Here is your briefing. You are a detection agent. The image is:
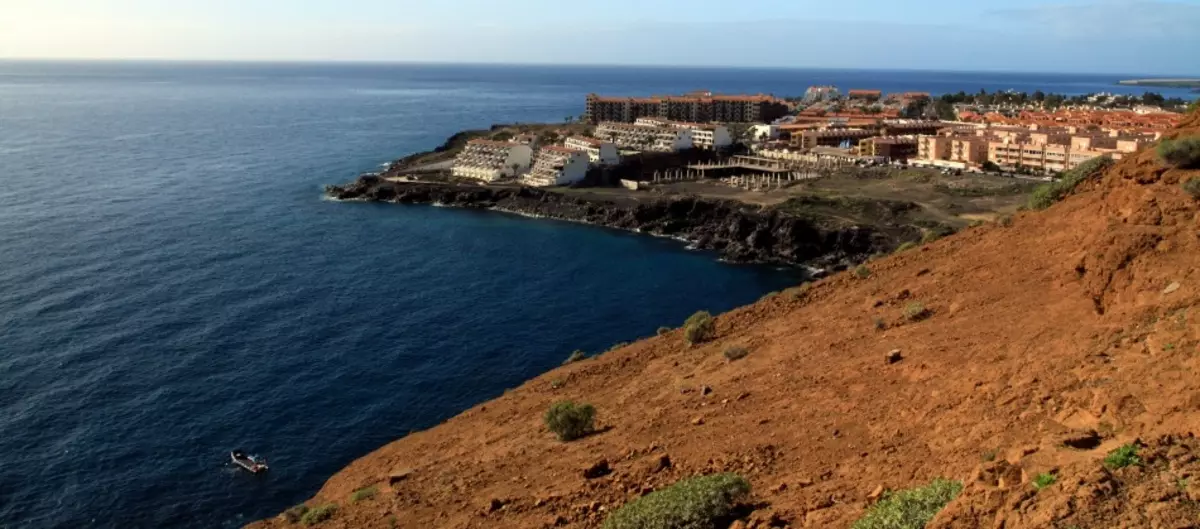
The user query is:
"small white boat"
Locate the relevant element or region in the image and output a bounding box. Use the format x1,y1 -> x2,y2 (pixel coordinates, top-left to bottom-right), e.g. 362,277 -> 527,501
231,450 -> 268,474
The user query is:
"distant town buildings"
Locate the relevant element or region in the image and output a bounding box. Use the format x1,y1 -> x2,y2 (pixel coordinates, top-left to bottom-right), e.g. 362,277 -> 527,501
634,118 -> 733,150
451,140 -> 533,182
585,91 -> 789,124
564,136 -> 620,166
594,122 -> 695,153
847,89 -> 883,102
523,146 -> 590,187
803,85 -> 840,103
912,122 -> 1160,172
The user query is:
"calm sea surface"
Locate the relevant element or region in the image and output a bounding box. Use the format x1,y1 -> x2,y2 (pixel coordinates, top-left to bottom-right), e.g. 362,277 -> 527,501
0,62 -> 1190,528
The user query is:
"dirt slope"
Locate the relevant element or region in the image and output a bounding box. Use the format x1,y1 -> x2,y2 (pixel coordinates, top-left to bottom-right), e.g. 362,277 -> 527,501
250,112 -> 1200,529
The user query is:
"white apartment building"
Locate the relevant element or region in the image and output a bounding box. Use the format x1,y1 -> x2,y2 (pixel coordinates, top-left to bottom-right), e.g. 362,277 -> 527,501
634,118 -> 732,150
522,146 -> 590,187
564,136 -> 620,166
451,140 -> 534,182
595,122 -> 694,153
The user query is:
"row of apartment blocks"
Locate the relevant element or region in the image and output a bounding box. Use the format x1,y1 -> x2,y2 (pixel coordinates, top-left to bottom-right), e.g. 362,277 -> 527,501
913,124 -> 1160,172
594,119 -> 733,152
451,136 -> 621,187
584,91 -> 790,124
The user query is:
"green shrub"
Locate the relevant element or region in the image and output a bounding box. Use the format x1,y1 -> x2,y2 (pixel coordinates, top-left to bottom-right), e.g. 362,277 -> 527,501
683,311 -> 716,345
723,346 -> 749,361
657,326 -> 672,336
550,379 -> 565,389
1032,473 -> 1056,490
1183,178 -> 1200,200
1104,444 -> 1142,470
1158,137 -> 1200,169
895,242 -> 918,253
980,449 -> 997,462
852,478 -> 963,529
300,504 -> 337,526
563,350 -> 587,365
350,486 -> 377,503
544,401 -> 596,442
997,215 -> 1013,227
1027,156 -> 1113,210
602,473 -> 750,529
903,302 -> 931,322
855,265 -> 872,279
283,504 -> 309,523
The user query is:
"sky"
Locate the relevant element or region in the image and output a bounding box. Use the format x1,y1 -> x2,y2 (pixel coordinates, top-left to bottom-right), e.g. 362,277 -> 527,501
1,0 -> 1198,74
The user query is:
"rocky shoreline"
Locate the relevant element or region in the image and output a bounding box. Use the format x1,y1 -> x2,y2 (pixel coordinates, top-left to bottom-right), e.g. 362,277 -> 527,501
325,175 -> 902,269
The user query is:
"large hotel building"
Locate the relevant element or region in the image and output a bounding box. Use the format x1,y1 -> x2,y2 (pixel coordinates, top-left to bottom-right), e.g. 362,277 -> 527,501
585,91 -> 789,124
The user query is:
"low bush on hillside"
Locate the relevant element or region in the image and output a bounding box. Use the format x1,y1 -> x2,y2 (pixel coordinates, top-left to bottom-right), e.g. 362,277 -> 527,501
1104,444 -> 1142,470
895,242 -> 919,253
997,215 -> 1014,227
1032,473 -> 1057,490
1184,178 -> 1200,200
1027,156 -> 1114,210
855,265 -> 872,279
904,302 -> 931,322
1158,136 -> 1200,169
350,486 -> 377,503
544,401 -> 596,442
683,311 -> 716,346
300,504 -> 337,526
602,473 -> 750,529
852,478 -> 963,529
563,350 -> 587,365
723,346 -> 749,361
657,327 -> 672,336
283,504 -> 309,523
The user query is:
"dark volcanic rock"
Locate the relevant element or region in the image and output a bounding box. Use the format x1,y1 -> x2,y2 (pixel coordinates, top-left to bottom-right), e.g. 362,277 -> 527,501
325,178 -> 893,268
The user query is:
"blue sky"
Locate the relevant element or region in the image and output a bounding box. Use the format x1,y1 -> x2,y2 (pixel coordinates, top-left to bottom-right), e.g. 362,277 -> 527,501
2,0 -> 1198,74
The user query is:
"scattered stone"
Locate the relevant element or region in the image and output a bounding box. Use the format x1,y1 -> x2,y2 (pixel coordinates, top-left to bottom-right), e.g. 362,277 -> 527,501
729,521 -> 748,529
1164,282 -> 1181,294
772,482 -> 788,493
583,460 -> 612,479
807,496 -> 835,511
868,485 -> 885,501
692,416 -> 706,426
652,454 -> 672,473
488,498 -> 507,513
737,392 -> 751,401
885,349 -> 904,364
1061,430 -> 1103,450
797,477 -> 815,488
388,468 -> 414,486
552,515 -> 568,526
700,385 -> 713,396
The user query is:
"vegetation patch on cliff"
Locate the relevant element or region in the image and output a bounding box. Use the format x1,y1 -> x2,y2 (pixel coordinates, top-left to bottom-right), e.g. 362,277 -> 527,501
1027,156 -> 1113,210
602,473 -> 750,529
544,401 -> 596,442
852,478 -> 962,529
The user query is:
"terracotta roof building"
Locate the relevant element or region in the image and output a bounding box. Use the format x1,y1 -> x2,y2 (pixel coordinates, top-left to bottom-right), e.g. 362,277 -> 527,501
585,92 -> 789,124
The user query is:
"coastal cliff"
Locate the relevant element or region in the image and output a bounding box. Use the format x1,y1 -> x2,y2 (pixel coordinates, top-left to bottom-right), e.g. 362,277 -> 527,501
255,113 -> 1200,529
326,176 -> 905,269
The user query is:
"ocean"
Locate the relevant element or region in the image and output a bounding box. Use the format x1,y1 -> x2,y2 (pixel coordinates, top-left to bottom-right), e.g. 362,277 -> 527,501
0,62 -> 1191,529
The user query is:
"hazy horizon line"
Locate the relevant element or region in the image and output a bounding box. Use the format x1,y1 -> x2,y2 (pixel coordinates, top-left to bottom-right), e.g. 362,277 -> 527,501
1,57 -> 1195,79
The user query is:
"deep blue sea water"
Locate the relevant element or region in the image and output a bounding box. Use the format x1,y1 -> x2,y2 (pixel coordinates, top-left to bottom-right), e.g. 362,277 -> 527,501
0,62 -> 1193,529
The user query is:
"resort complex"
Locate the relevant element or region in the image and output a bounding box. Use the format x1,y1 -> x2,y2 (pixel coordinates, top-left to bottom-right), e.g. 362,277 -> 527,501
440,86 -> 1189,187
585,91 -> 790,124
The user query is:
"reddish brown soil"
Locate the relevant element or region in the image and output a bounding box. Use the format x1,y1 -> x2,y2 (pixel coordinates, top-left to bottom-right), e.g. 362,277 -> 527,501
249,112 -> 1200,529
